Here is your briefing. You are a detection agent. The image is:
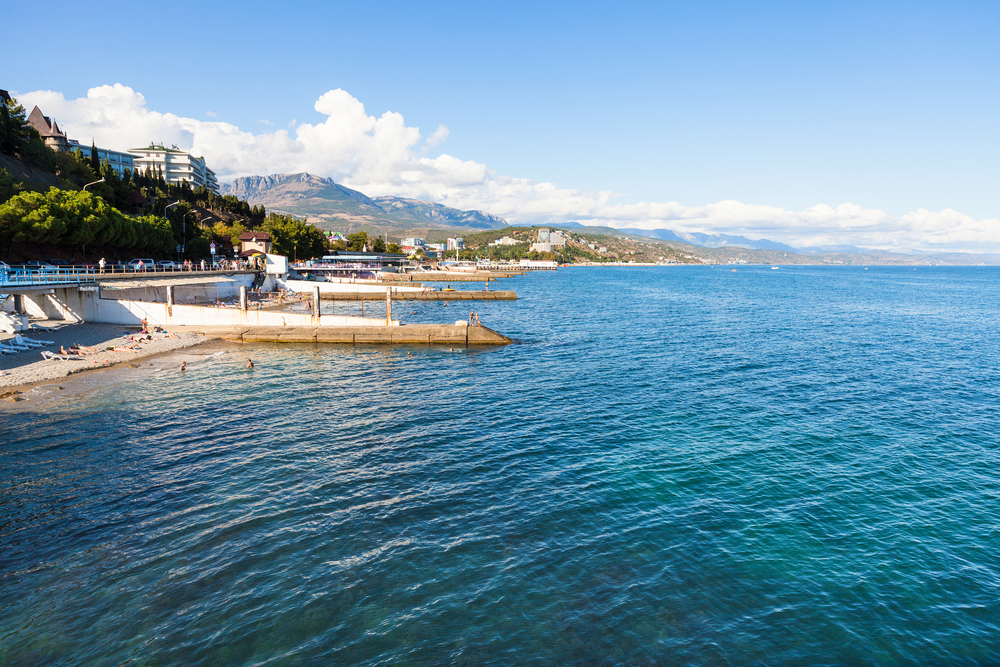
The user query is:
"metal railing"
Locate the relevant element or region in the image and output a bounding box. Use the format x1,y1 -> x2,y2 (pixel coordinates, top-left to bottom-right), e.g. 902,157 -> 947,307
0,266 -> 97,287
0,263 -> 263,287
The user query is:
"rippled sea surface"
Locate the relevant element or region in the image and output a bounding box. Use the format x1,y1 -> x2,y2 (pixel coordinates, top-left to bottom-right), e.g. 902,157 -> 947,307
3,266 -> 1000,666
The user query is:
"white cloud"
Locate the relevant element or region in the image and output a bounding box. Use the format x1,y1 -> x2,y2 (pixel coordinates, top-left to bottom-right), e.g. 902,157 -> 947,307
17,84 -> 1000,253
205,110 -> 218,118
258,119 -> 273,125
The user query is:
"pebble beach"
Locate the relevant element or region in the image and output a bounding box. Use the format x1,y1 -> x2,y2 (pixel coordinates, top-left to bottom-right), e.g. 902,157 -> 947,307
0,321 -> 211,394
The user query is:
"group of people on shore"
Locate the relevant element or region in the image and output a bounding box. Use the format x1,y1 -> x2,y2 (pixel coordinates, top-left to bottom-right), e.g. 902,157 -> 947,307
468,311 -> 482,327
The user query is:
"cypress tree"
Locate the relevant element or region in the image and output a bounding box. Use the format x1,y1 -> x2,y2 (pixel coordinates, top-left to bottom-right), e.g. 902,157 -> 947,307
89,140 -> 100,173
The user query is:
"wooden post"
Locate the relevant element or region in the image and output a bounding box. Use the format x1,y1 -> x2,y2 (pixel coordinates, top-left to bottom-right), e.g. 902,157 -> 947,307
312,286 -> 320,322
239,285 -> 248,311
385,288 -> 392,324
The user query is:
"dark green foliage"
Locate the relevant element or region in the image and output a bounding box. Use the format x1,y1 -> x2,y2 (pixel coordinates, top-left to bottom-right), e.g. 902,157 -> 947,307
0,187 -> 175,259
371,236 -> 386,252
347,231 -> 369,251
0,168 -> 24,205
0,99 -> 32,157
264,213 -> 327,259
89,140 -> 100,174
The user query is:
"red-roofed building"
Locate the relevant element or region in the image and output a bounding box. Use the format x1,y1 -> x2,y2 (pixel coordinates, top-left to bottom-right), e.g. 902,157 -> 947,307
240,231 -> 271,257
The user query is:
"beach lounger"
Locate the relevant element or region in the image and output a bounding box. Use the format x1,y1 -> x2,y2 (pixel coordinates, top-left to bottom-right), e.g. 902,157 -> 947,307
0,340 -> 30,351
41,351 -> 84,361
14,335 -> 47,348
30,323 -> 59,332
18,335 -> 55,346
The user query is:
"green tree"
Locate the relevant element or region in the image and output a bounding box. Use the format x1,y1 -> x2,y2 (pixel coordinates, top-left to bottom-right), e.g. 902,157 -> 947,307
0,98 -> 32,157
263,213 -> 327,259
347,231 -> 369,251
0,168 -> 24,205
89,140 -> 101,174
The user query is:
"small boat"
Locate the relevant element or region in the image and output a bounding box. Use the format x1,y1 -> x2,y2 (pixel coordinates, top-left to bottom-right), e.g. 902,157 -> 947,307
771,266 -> 779,270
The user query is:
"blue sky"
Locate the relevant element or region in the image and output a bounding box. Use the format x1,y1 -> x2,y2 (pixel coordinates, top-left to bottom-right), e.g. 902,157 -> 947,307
5,0 -> 999,249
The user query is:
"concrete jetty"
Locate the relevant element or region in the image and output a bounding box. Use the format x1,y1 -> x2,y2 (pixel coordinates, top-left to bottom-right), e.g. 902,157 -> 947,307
381,273 -> 507,282
166,323 -> 513,345
321,290 -> 517,301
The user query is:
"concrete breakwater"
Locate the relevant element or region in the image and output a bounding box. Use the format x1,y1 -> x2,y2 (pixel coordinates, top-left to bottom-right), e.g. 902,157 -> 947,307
167,323 -> 513,345
319,290 -> 517,301
381,273 -> 501,282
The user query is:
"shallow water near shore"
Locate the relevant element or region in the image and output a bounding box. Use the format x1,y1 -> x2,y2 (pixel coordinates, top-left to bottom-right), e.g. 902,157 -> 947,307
2,265 -> 1000,665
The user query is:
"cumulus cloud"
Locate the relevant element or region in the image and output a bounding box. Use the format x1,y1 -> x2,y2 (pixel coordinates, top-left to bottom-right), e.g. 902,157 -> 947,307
15,84 -> 1000,253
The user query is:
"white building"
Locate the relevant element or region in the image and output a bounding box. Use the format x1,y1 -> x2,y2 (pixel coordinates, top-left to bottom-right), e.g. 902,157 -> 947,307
446,237 -> 464,250
129,143 -> 219,194
489,236 -> 520,247
66,140 -> 135,178
401,237 -> 425,248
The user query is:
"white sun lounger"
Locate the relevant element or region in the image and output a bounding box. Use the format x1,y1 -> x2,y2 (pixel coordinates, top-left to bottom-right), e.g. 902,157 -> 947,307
0,340 -> 30,351
14,335 -> 48,348
30,323 -> 59,332
41,351 -> 84,361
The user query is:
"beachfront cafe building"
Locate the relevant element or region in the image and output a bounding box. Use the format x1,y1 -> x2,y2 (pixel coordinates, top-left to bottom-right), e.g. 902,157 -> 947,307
296,251 -> 409,280
239,231 -> 272,258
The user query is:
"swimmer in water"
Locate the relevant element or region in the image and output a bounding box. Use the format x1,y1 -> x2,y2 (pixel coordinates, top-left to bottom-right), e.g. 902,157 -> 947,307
246,359 -> 254,369
180,361 -> 186,371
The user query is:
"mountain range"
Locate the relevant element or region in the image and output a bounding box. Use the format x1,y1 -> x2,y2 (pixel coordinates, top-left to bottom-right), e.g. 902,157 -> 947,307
220,174 -> 998,263
221,173 -> 508,233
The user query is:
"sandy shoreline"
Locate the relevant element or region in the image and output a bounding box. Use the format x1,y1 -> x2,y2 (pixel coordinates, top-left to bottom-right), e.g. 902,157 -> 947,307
0,321 -> 214,395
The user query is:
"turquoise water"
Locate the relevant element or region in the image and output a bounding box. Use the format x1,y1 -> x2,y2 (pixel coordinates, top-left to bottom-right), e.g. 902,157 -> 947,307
2,266 -> 999,665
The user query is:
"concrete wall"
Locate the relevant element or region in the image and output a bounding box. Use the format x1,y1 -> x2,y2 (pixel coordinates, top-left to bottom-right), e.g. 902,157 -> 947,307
20,286 -> 91,321
88,299 -> 398,328
18,284 -> 396,328
281,278 -> 426,295
100,277 -> 253,304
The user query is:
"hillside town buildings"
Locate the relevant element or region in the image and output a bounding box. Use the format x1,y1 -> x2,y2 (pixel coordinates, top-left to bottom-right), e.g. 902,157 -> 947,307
26,106 -> 69,152
24,106 -> 136,176
129,144 -> 219,194
67,140 -> 135,177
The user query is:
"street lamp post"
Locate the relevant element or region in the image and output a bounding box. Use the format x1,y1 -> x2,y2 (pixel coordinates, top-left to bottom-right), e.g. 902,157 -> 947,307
164,202 -> 180,270
182,212 -> 189,262
83,178 -> 105,191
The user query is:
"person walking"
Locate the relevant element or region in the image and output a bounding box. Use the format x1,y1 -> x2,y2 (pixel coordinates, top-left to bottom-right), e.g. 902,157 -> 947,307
99,257 -> 106,275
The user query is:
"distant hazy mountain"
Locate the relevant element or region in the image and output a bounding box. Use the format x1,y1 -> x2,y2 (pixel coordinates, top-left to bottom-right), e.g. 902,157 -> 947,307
221,173 -> 508,232
612,227 -> 799,252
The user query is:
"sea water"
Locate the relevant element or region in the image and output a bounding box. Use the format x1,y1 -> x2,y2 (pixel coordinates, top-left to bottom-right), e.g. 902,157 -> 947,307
2,266 -> 999,665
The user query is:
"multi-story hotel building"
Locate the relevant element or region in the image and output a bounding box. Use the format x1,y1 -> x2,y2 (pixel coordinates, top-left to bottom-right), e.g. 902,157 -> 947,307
66,140 -> 135,178
128,143 -> 219,194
